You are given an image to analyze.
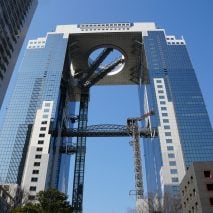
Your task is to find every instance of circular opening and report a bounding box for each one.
[88,47,125,76]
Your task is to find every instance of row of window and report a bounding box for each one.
[80,28,130,32]
[29,119,48,192]
[39,119,48,138]
[29,102,51,193]
[156,79,178,183]
[79,23,132,28]
[156,81,173,143]
[43,103,51,118]
[29,145,43,190]
[167,41,184,45]
[29,40,45,44]
[183,201,198,212]
[28,45,45,49]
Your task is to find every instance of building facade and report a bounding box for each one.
[0,0,37,108]
[0,32,73,201]
[180,161,213,213]
[0,22,212,207]
[142,29,213,197]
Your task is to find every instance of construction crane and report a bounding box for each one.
[127,111,155,213]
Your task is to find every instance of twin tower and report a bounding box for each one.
[0,22,212,212]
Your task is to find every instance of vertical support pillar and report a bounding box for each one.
[72,91,89,213]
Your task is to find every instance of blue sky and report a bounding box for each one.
[2,0,213,212]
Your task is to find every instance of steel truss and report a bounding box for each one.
[51,124,157,138]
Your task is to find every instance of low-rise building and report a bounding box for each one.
[180,161,213,213]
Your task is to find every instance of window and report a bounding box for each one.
[156,80,162,83]
[34,162,40,166]
[204,170,211,178]
[163,119,169,123]
[168,153,175,158]
[35,155,41,159]
[158,90,164,93]
[161,107,167,110]
[159,96,165,99]
[172,177,179,183]
[45,103,50,107]
[42,114,48,119]
[40,127,46,131]
[38,140,44,144]
[30,186,36,191]
[44,108,49,112]
[209,198,213,205]
[31,177,38,182]
[169,161,176,166]
[183,201,186,208]
[207,184,213,191]
[166,139,172,143]
[164,125,170,129]
[170,169,178,174]
[162,113,168,117]
[182,190,184,196]
[157,85,163,88]
[39,134,45,138]
[41,121,47,124]
[167,146,174,151]
[32,170,39,174]
[160,101,166,104]
[165,132,171,136]
[36,147,43,152]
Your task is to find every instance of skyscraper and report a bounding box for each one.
[142,29,213,197]
[0,0,38,108]
[0,32,71,200]
[0,22,212,211]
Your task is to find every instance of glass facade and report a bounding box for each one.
[0,0,37,107]
[0,33,70,189]
[141,30,213,195]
